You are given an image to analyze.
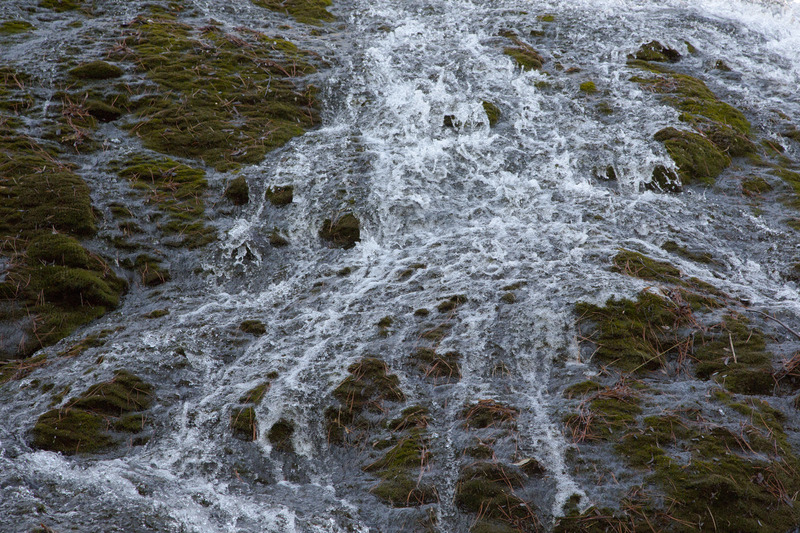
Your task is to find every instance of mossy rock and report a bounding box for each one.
[482,101,500,127]
[134,254,171,286]
[31,371,153,454]
[649,165,682,192]
[225,176,249,205]
[611,249,681,282]
[27,234,89,268]
[39,0,82,12]
[265,185,293,206]
[0,20,35,35]
[240,320,266,335]
[654,127,730,185]
[630,41,681,63]
[231,406,257,441]
[455,462,539,527]
[69,61,124,80]
[332,357,405,411]
[85,100,123,122]
[252,0,335,25]
[267,419,294,452]
[437,294,467,313]
[504,45,543,71]
[364,434,438,507]
[239,382,270,404]
[410,348,461,381]
[579,81,597,94]
[320,213,360,249]
[462,400,518,429]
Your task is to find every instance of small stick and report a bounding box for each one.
[747,310,800,341]
[728,332,737,364]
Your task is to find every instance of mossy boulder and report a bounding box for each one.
[69,61,124,80]
[225,176,249,205]
[504,44,544,71]
[267,419,294,452]
[32,371,153,454]
[265,185,293,206]
[631,41,681,63]
[654,127,730,185]
[320,213,360,249]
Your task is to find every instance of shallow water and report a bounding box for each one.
[2,0,800,531]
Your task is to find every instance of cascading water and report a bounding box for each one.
[1,0,800,531]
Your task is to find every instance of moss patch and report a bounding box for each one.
[409,347,461,382]
[462,400,518,429]
[252,0,334,25]
[225,176,249,206]
[653,127,730,185]
[579,81,597,94]
[39,0,82,12]
[364,433,437,507]
[265,185,293,206]
[267,418,294,452]
[119,18,319,171]
[320,213,360,249]
[0,21,35,35]
[32,370,153,454]
[231,406,257,441]
[630,41,681,63]
[455,462,540,530]
[482,101,500,127]
[69,61,123,80]
[240,320,266,335]
[117,157,215,249]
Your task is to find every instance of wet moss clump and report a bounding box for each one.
[504,43,544,71]
[225,176,249,205]
[252,0,335,25]
[231,406,257,441]
[741,176,772,196]
[119,18,319,171]
[693,315,774,395]
[267,418,294,452]
[661,240,713,264]
[320,213,360,249]
[239,382,270,404]
[462,400,518,429]
[240,320,266,335]
[579,81,597,94]
[0,21,35,35]
[611,249,680,282]
[32,370,153,454]
[454,462,540,531]
[653,127,730,185]
[564,382,642,442]
[436,294,467,313]
[39,0,82,12]
[134,254,170,286]
[482,101,500,127]
[630,41,681,63]
[575,292,687,372]
[364,433,438,507]
[325,357,405,445]
[265,185,294,206]
[410,347,461,381]
[69,61,124,80]
[118,157,215,248]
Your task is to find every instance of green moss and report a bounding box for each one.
[118,157,214,248]
[267,419,294,452]
[27,234,90,268]
[231,406,257,441]
[563,380,604,399]
[32,371,153,454]
[134,254,171,286]
[500,292,516,304]
[0,20,35,35]
[39,0,82,12]
[538,14,555,22]
[630,41,681,63]
[576,292,685,372]
[462,400,518,429]
[611,249,680,282]
[69,61,123,80]
[436,294,467,313]
[240,320,266,335]
[269,229,289,247]
[654,127,730,185]
[326,358,405,445]
[504,44,543,71]
[579,81,597,94]
[120,18,318,171]
[319,213,360,249]
[410,348,461,381]
[388,405,429,432]
[143,309,169,319]
[741,176,772,196]
[265,185,293,206]
[252,0,334,25]
[239,382,270,404]
[225,176,249,205]
[481,101,500,127]
[364,433,437,507]
[693,315,774,395]
[455,462,539,528]
[85,99,123,122]
[660,240,713,264]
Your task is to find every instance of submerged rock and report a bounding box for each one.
[319,213,360,249]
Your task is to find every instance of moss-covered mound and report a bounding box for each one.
[364,432,438,507]
[252,0,334,25]
[69,61,124,80]
[0,128,126,358]
[32,370,153,454]
[225,176,250,205]
[653,127,730,185]
[117,157,215,248]
[325,357,405,445]
[504,42,544,71]
[320,213,360,249]
[410,347,461,381]
[265,185,294,206]
[119,18,319,171]
[630,41,681,63]
[0,20,35,35]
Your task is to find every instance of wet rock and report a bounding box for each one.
[631,40,681,62]
[319,213,360,249]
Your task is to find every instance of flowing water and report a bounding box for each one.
[2,0,800,531]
